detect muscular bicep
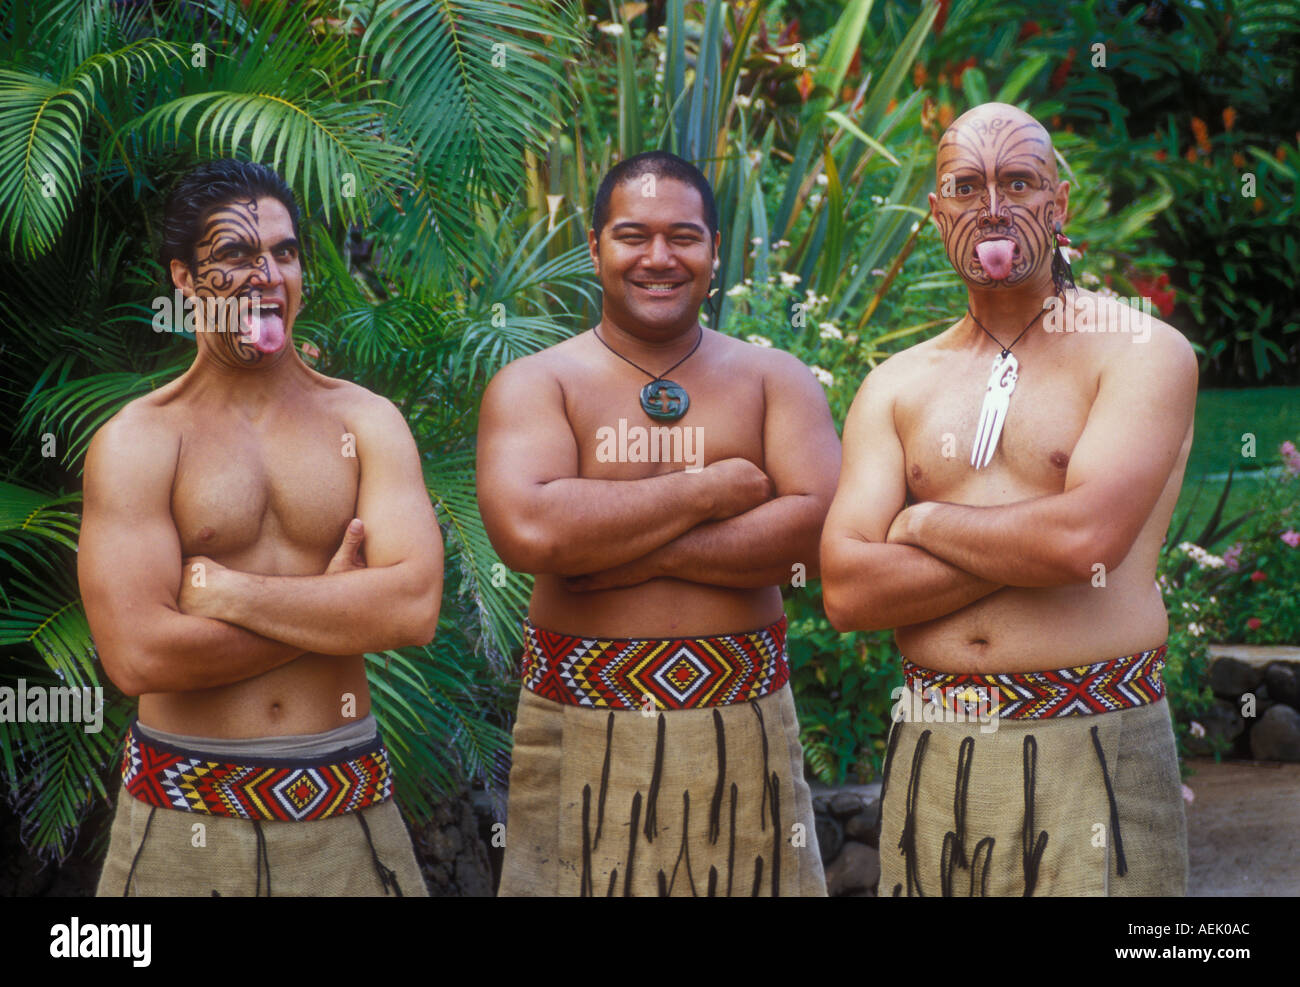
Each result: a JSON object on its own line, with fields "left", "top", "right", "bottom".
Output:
{"left": 77, "top": 418, "right": 184, "bottom": 683}
{"left": 821, "top": 367, "right": 909, "bottom": 548}
{"left": 1063, "top": 329, "right": 1197, "bottom": 560}
{"left": 351, "top": 395, "right": 443, "bottom": 578}
{"left": 761, "top": 353, "right": 841, "bottom": 504}
{"left": 476, "top": 361, "right": 579, "bottom": 541}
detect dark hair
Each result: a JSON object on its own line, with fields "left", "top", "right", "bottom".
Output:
{"left": 591, "top": 150, "right": 718, "bottom": 239}
{"left": 160, "top": 159, "right": 302, "bottom": 272}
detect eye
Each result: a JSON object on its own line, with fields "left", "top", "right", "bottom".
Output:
{"left": 956, "top": 183, "right": 974, "bottom": 196}
{"left": 1010, "top": 179, "right": 1028, "bottom": 192}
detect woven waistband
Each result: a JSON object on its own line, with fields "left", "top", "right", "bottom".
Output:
{"left": 521, "top": 615, "right": 790, "bottom": 710}
{"left": 901, "top": 645, "right": 1168, "bottom": 720}
{"left": 121, "top": 721, "right": 394, "bottom": 821}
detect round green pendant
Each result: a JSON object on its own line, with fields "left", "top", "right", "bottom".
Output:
{"left": 640, "top": 379, "right": 690, "bottom": 421}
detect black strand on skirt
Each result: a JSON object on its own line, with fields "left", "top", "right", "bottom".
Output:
{"left": 952, "top": 735, "right": 975, "bottom": 869}
{"left": 880, "top": 718, "right": 903, "bottom": 804}
{"left": 657, "top": 870, "right": 668, "bottom": 897}
{"left": 644, "top": 713, "right": 666, "bottom": 843}
{"left": 753, "top": 701, "right": 772, "bottom": 831}
{"left": 623, "top": 791, "right": 642, "bottom": 896}
{"left": 1090, "top": 725, "right": 1129, "bottom": 877}
{"left": 707, "top": 866, "right": 718, "bottom": 897}
{"left": 769, "top": 771, "right": 782, "bottom": 897}
{"left": 709, "top": 709, "right": 726, "bottom": 844}
{"left": 726, "top": 782, "right": 738, "bottom": 897}
{"left": 667, "top": 790, "right": 697, "bottom": 897}
{"left": 580, "top": 783, "right": 594, "bottom": 897}
{"left": 970, "top": 836, "right": 995, "bottom": 897}
{"left": 1021, "top": 735, "right": 1048, "bottom": 897}
{"left": 751, "top": 856, "right": 764, "bottom": 896}
{"left": 606, "top": 869, "right": 618, "bottom": 897}
{"left": 901, "top": 729, "right": 932, "bottom": 897}
{"left": 593, "top": 712, "right": 614, "bottom": 851}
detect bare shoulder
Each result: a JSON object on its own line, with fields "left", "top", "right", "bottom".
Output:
{"left": 481, "top": 334, "right": 581, "bottom": 409}
{"left": 1087, "top": 291, "right": 1197, "bottom": 386}
{"left": 86, "top": 391, "right": 181, "bottom": 482}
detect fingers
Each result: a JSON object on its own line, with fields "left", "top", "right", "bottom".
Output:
{"left": 326, "top": 517, "right": 366, "bottom": 573}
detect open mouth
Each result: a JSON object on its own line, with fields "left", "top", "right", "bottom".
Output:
{"left": 239, "top": 298, "right": 287, "bottom": 353}
{"left": 973, "top": 237, "right": 1020, "bottom": 281}
{"left": 632, "top": 281, "right": 687, "bottom": 296}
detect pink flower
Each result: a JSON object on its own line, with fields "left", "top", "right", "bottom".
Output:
{"left": 1283, "top": 441, "right": 1300, "bottom": 475}
{"left": 1283, "top": 530, "right": 1300, "bottom": 548}
{"left": 1223, "top": 542, "right": 1243, "bottom": 571}
{"left": 1247, "top": 617, "right": 1262, "bottom": 630}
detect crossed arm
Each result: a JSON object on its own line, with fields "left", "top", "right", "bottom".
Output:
{"left": 476, "top": 350, "right": 841, "bottom": 589}
{"left": 79, "top": 396, "right": 443, "bottom": 696}
{"left": 821, "top": 329, "right": 1198, "bottom": 631}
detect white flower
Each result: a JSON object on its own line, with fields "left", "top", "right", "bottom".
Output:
{"left": 735, "top": 93, "right": 752, "bottom": 108}
{"left": 808, "top": 193, "right": 822, "bottom": 207}
{"left": 1187, "top": 623, "right": 1204, "bottom": 637}
{"left": 870, "top": 195, "right": 884, "bottom": 205}
{"left": 1179, "top": 541, "right": 1225, "bottom": 569}
{"left": 815, "top": 173, "right": 829, "bottom": 186}
{"left": 726, "top": 283, "right": 750, "bottom": 298}
{"left": 810, "top": 366, "right": 834, "bottom": 387}
{"left": 1189, "top": 721, "right": 1206, "bottom": 738}
{"left": 597, "top": 22, "right": 625, "bottom": 36}
{"left": 819, "top": 322, "right": 843, "bottom": 339}
{"left": 774, "top": 239, "right": 791, "bottom": 249}
{"left": 747, "top": 334, "right": 773, "bottom": 348}
{"left": 751, "top": 236, "right": 763, "bottom": 246}
{"left": 778, "top": 271, "right": 801, "bottom": 288}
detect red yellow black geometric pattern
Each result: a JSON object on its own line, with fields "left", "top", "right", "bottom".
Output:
{"left": 902, "top": 645, "right": 1167, "bottom": 720}
{"left": 121, "top": 724, "right": 394, "bottom": 821}
{"left": 522, "top": 615, "right": 790, "bottom": 710}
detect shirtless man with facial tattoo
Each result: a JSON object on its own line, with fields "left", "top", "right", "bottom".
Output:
{"left": 821, "top": 104, "right": 1196, "bottom": 896}
{"left": 81, "top": 160, "right": 441, "bottom": 897}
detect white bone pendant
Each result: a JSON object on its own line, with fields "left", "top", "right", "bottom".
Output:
{"left": 970, "top": 351, "right": 1019, "bottom": 469}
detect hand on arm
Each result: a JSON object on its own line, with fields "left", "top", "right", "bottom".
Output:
{"left": 476, "top": 361, "right": 770, "bottom": 576}
{"left": 820, "top": 364, "right": 1002, "bottom": 632}
{"left": 79, "top": 417, "right": 306, "bottom": 696}
{"left": 565, "top": 351, "right": 842, "bottom": 591}
{"left": 178, "top": 395, "right": 444, "bottom": 655}
{"left": 886, "top": 330, "right": 1198, "bottom": 585}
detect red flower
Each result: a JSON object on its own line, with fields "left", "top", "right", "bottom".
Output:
{"left": 1050, "top": 48, "right": 1076, "bottom": 91}
{"left": 1247, "top": 617, "right": 1262, "bottom": 630}
{"left": 1250, "top": 570, "right": 1266, "bottom": 583}
{"left": 1018, "top": 20, "right": 1041, "bottom": 41}
{"left": 934, "top": 0, "right": 951, "bottom": 37}
{"left": 1130, "top": 273, "right": 1177, "bottom": 318}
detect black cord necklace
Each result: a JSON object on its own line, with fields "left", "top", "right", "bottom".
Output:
{"left": 965, "top": 305, "right": 1047, "bottom": 469}
{"left": 592, "top": 324, "right": 703, "bottom": 422}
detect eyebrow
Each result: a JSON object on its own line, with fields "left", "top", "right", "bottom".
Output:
{"left": 610, "top": 221, "right": 707, "bottom": 234}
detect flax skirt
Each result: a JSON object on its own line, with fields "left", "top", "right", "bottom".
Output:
{"left": 879, "top": 689, "right": 1187, "bottom": 897}
{"left": 97, "top": 786, "right": 428, "bottom": 897}
{"left": 498, "top": 683, "right": 827, "bottom": 896}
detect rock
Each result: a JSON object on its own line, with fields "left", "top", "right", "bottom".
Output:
{"left": 824, "top": 842, "right": 880, "bottom": 897}
{"left": 1184, "top": 699, "right": 1245, "bottom": 757}
{"left": 1264, "top": 663, "right": 1300, "bottom": 708}
{"left": 1249, "top": 704, "right": 1300, "bottom": 762}
{"left": 830, "top": 791, "right": 863, "bottom": 819}
{"left": 815, "top": 814, "right": 843, "bottom": 864}
{"left": 1210, "top": 657, "right": 1265, "bottom": 699}
{"left": 812, "top": 793, "right": 832, "bottom": 816}
{"left": 844, "top": 809, "right": 879, "bottom": 847}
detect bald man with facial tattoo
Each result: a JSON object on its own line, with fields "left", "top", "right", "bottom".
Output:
{"left": 821, "top": 104, "right": 1195, "bottom": 896}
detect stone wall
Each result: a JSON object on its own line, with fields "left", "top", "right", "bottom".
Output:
{"left": 1191, "top": 649, "right": 1300, "bottom": 762}
{"left": 811, "top": 782, "right": 881, "bottom": 896}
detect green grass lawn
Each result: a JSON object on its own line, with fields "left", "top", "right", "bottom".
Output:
{"left": 1172, "top": 387, "right": 1300, "bottom": 548}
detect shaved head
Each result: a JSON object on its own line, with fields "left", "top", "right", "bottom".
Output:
{"left": 928, "top": 102, "right": 1068, "bottom": 290}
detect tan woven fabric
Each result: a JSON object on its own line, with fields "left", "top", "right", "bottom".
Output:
{"left": 97, "top": 786, "right": 428, "bottom": 897}
{"left": 499, "top": 683, "right": 826, "bottom": 896}
{"left": 879, "top": 686, "right": 1187, "bottom": 897}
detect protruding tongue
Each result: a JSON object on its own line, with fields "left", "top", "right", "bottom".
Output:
{"left": 975, "top": 239, "right": 1016, "bottom": 280}
{"left": 243, "top": 311, "right": 286, "bottom": 354}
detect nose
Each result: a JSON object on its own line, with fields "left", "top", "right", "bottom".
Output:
{"left": 645, "top": 233, "right": 673, "bottom": 267}
{"left": 981, "top": 183, "right": 1006, "bottom": 226}
{"left": 248, "top": 251, "right": 282, "bottom": 290}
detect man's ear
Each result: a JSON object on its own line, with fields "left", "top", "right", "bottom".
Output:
{"left": 927, "top": 191, "right": 942, "bottom": 230}
{"left": 169, "top": 258, "right": 195, "bottom": 297}
{"left": 587, "top": 227, "right": 601, "bottom": 275}
{"left": 1055, "top": 180, "right": 1070, "bottom": 228}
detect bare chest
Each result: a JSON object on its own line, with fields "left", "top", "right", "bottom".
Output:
{"left": 171, "top": 414, "right": 359, "bottom": 563}
{"left": 897, "top": 350, "right": 1096, "bottom": 502}
{"left": 564, "top": 365, "right": 767, "bottom": 478}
